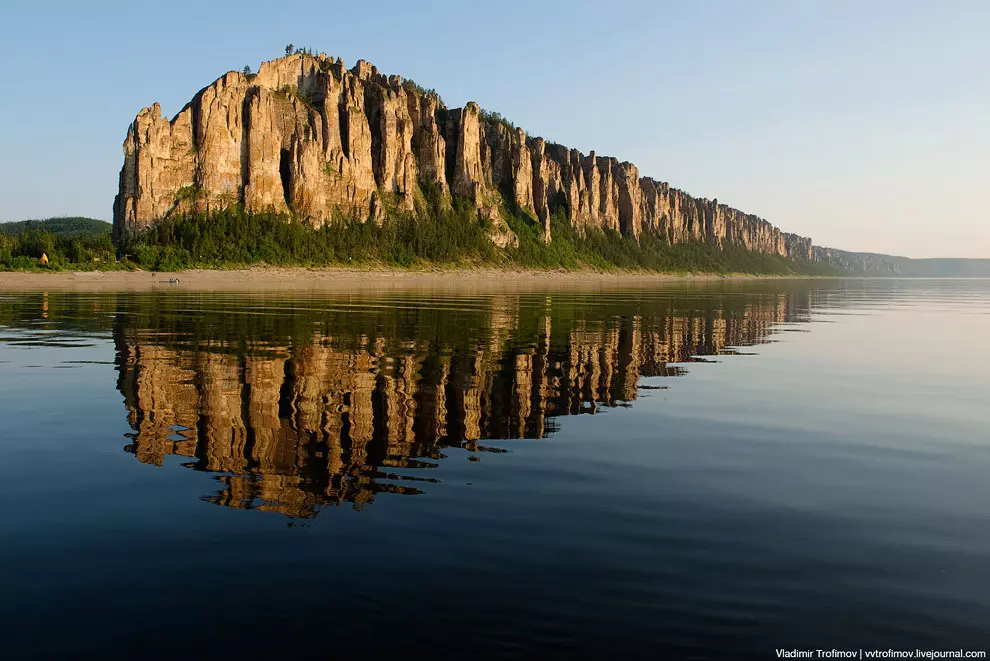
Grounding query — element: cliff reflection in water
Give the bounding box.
[112,289,811,517]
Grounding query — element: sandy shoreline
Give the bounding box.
[0,266,813,292]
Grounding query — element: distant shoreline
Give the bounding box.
[0,266,826,292]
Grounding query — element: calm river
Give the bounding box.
[1,279,988,658]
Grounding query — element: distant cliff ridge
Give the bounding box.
[809,247,990,277]
[113,52,815,260]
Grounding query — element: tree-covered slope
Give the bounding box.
[0,217,111,237]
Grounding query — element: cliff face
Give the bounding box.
[113,52,814,259]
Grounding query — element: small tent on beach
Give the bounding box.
[38,253,49,267]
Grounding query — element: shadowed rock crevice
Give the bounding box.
[239,94,252,201]
[279,148,292,209]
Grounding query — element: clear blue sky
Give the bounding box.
[0,0,986,257]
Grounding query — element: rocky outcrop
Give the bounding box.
[407,91,447,193]
[114,52,817,259]
[113,102,196,241]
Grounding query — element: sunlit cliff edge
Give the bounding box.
[111,52,990,277]
[113,54,812,257]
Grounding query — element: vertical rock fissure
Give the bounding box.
[368,101,383,187]
[240,95,252,203]
[338,103,350,159]
[279,148,292,209]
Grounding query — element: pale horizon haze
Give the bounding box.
[0,0,986,258]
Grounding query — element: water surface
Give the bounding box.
[1,279,988,659]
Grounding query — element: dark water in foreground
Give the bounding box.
[0,279,988,659]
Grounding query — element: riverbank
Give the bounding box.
[0,265,815,292]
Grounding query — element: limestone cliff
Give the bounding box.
[114,52,814,259]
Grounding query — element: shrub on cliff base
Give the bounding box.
[119,191,498,270]
[501,206,806,275]
[112,189,829,275]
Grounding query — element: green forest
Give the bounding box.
[0,217,118,271]
[0,217,112,237]
[0,200,838,275]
